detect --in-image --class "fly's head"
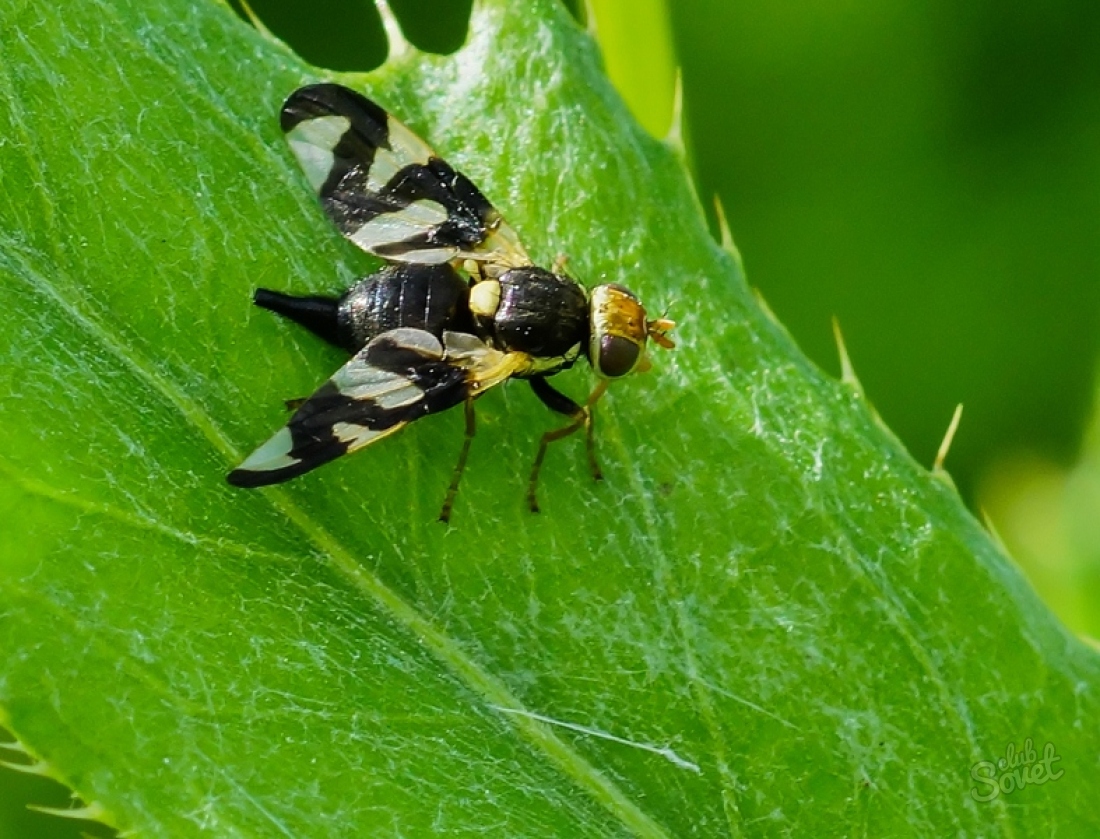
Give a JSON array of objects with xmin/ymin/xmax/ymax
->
[{"xmin": 588, "ymin": 283, "xmax": 675, "ymax": 379}]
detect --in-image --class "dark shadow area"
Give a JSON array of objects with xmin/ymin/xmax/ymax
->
[
  {"xmin": 228, "ymin": 0, "xmax": 481, "ymax": 70},
  {"xmin": 0, "ymin": 726, "xmax": 117, "ymax": 839},
  {"xmin": 558, "ymin": 0, "xmax": 585, "ymax": 27},
  {"xmin": 388, "ymin": 0, "xmax": 474, "ymax": 55},
  {"xmin": 228, "ymin": 0, "xmax": 388, "ymax": 71}
]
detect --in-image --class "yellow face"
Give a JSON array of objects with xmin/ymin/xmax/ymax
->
[{"xmin": 589, "ymin": 284, "xmax": 654, "ymax": 378}]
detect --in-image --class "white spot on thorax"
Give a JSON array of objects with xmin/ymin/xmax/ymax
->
[{"xmin": 468, "ymin": 279, "xmax": 501, "ymax": 319}]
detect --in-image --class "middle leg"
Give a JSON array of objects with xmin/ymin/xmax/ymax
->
[{"xmin": 527, "ymin": 377, "xmax": 609, "ymax": 512}]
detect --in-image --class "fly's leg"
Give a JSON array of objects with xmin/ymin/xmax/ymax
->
[
  {"xmin": 439, "ymin": 397, "xmax": 477, "ymax": 524},
  {"xmin": 527, "ymin": 378, "xmax": 608, "ymax": 513}
]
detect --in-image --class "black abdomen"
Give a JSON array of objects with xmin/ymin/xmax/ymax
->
[
  {"xmin": 338, "ymin": 264, "xmax": 472, "ymax": 350},
  {"xmin": 494, "ymin": 267, "xmax": 588, "ymax": 358},
  {"xmin": 255, "ymin": 264, "xmax": 472, "ymax": 354}
]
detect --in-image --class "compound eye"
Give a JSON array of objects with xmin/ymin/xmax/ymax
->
[{"xmin": 597, "ymin": 335, "xmax": 642, "ymax": 378}]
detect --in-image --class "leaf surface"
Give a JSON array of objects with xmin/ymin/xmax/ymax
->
[{"xmin": 0, "ymin": 0, "xmax": 1096, "ymax": 835}]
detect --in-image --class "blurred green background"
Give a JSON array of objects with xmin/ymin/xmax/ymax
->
[
  {"xmin": 668, "ymin": 0, "xmax": 1100, "ymax": 644},
  {"xmin": 5, "ymin": 0, "xmax": 1098, "ymax": 834},
  {"xmin": 679, "ymin": 0, "xmax": 1100, "ymax": 492}
]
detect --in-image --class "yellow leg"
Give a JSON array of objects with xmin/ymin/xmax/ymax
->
[{"xmin": 527, "ymin": 381, "xmax": 608, "ymax": 513}]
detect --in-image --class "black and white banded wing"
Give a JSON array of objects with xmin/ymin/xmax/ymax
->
[
  {"xmin": 281, "ymin": 83, "xmax": 531, "ymax": 268},
  {"xmin": 228, "ymin": 328, "xmax": 525, "ymax": 487}
]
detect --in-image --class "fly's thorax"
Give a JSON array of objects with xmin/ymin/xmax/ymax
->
[
  {"xmin": 588, "ymin": 283, "xmax": 650, "ymax": 378},
  {"xmin": 469, "ymin": 267, "xmax": 588, "ymax": 365}
]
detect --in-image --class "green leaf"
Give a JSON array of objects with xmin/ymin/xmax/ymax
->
[
  {"xmin": 981, "ymin": 374, "xmax": 1100, "ymax": 638},
  {"xmin": 1, "ymin": 0, "xmax": 1096, "ymax": 835},
  {"xmin": 587, "ymin": 0, "xmax": 677, "ymax": 138}
]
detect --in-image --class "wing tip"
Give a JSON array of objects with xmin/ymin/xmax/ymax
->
[
  {"xmin": 280, "ymin": 82, "xmax": 388, "ymax": 134},
  {"xmin": 280, "ymin": 83, "xmax": 322, "ymax": 132},
  {"xmin": 226, "ymin": 459, "xmax": 314, "ymax": 488},
  {"xmin": 226, "ymin": 467, "xmax": 278, "ymax": 489},
  {"xmin": 227, "ymin": 427, "xmax": 306, "ymax": 489}
]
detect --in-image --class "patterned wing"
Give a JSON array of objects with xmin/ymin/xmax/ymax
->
[
  {"xmin": 281, "ymin": 83, "xmax": 531, "ymax": 268},
  {"xmin": 228, "ymin": 328, "xmax": 526, "ymax": 487}
]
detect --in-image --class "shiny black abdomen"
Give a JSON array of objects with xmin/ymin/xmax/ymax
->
[
  {"xmin": 338, "ymin": 264, "xmax": 473, "ymax": 350},
  {"xmin": 493, "ymin": 267, "xmax": 588, "ymax": 358}
]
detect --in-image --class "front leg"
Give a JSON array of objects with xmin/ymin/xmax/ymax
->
[{"xmin": 527, "ymin": 377, "xmax": 609, "ymax": 512}]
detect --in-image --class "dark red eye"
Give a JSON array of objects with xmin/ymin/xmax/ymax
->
[{"xmin": 598, "ymin": 335, "xmax": 641, "ymax": 378}]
